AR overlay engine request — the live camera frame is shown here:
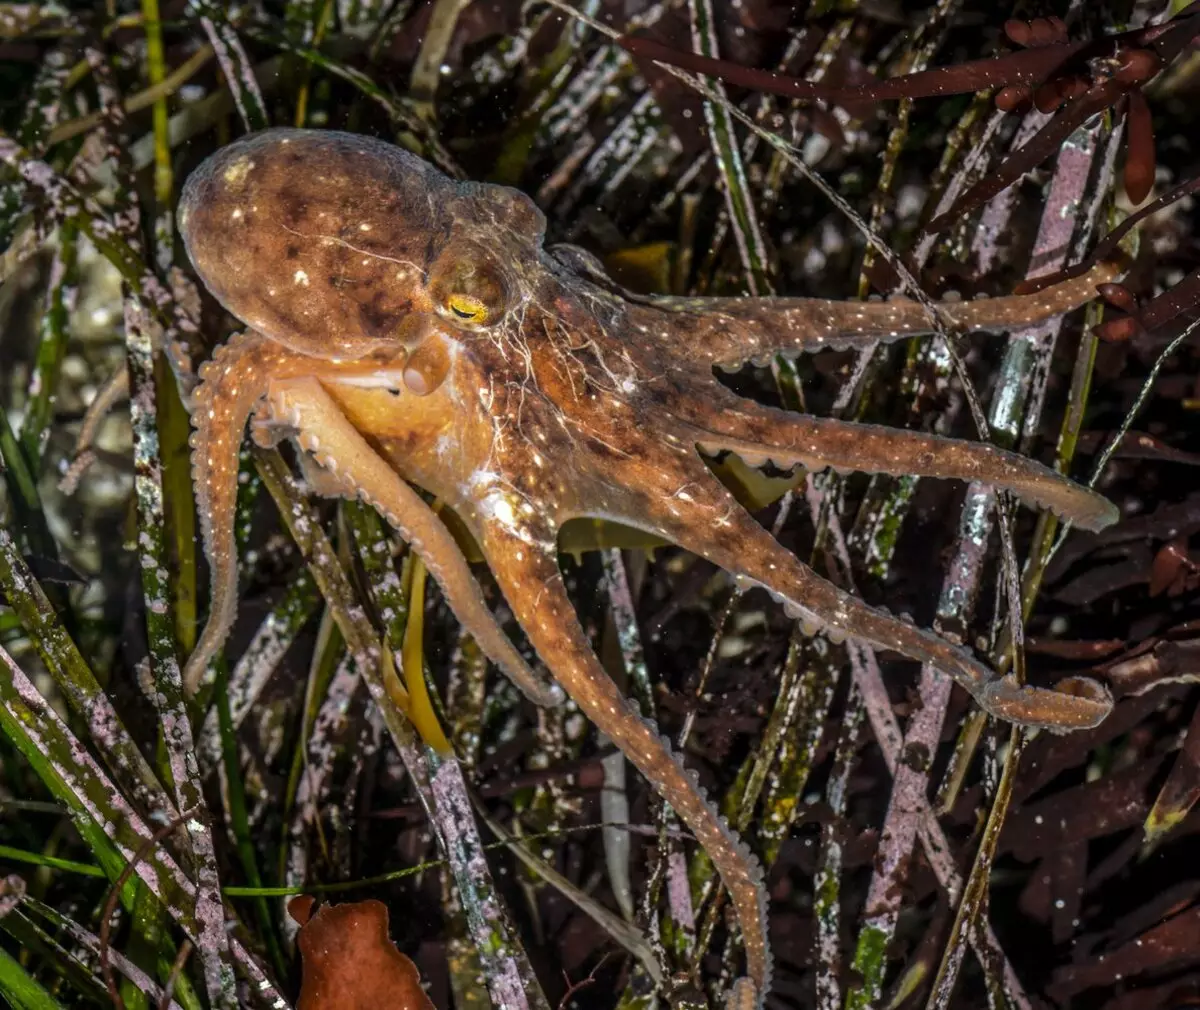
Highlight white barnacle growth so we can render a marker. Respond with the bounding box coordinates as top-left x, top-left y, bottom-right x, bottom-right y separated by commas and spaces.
293, 269, 309, 286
